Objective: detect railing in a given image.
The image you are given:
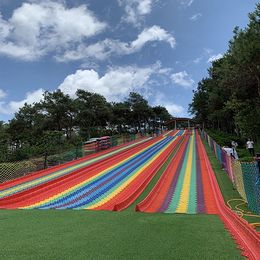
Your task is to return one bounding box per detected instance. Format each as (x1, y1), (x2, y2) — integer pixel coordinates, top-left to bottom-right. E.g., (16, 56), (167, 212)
(202, 130), (260, 215)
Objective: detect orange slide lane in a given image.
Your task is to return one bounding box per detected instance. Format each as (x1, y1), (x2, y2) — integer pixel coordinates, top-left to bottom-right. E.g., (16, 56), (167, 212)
(196, 133), (218, 214)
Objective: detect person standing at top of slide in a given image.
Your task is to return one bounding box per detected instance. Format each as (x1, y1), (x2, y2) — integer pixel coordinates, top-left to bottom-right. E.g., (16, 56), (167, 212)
(246, 138), (255, 156)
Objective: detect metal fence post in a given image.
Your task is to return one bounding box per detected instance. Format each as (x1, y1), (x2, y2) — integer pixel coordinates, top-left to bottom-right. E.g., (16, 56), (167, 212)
(44, 151), (47, 170)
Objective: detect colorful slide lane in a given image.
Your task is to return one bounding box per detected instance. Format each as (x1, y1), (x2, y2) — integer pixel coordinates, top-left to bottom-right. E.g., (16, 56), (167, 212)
(0, 130), (185, 210)
(135, 129), (218, 214)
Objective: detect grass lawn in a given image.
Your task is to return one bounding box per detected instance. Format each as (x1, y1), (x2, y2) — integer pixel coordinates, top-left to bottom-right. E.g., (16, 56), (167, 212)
(0, 137), (253, 260)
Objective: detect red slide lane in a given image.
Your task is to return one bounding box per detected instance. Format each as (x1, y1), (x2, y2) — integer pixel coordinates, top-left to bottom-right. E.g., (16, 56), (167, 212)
(92, 136), (183, 211)
(196, 134), (218, 214)
(202, 137), (260, 259)
(0, 137), (163, 208)
(0, 137), (150, 191)
(135, 136), (188, 212)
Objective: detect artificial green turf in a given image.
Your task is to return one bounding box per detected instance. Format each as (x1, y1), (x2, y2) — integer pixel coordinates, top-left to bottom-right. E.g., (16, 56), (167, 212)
(0, 137), (247, 260)
(0, 210), (244, 260)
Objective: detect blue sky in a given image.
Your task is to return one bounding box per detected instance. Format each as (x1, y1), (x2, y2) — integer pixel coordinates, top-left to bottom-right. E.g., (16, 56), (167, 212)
(0, 0), (258, 123)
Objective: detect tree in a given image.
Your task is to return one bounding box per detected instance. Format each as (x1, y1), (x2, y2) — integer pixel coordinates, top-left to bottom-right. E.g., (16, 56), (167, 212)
(110, 102), (131, 134)
(126, 92), (151, 132)
(188, 78), (210, 121)
(76, 90), (112, 139)
(0, 121), (10, 162)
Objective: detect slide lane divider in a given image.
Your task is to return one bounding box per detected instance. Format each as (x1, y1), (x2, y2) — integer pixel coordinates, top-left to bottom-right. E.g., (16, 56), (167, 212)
(17, 136), (171, 209)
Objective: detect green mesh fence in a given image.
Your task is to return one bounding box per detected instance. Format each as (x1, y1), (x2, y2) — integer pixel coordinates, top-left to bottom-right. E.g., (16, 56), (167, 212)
(0, 130), (166, 183)
(202, 130), (260, 215)
(0, 146), (82, 183)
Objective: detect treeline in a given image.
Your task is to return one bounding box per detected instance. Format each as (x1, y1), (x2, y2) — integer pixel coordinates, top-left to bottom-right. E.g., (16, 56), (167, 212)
(0, 91), (172, 162)
(189, 3), (260, 142)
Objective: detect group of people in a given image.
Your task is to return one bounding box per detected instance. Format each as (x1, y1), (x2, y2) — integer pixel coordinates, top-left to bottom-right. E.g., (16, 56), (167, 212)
(221, 138), (260, 185)
(222, 141), (239, 160)
(222, 138), (255, 158)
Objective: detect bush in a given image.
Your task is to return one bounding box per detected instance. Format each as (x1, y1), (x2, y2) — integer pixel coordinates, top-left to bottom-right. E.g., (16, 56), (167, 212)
(205, 129), (245, 147)
(47, 153), (65, 167)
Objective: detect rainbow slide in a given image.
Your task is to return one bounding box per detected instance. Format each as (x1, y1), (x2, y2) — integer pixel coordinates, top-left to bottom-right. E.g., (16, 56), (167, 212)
(1, 129), (260, 258)
(135, 129), (218, 214)
(0, 130), (185, 210)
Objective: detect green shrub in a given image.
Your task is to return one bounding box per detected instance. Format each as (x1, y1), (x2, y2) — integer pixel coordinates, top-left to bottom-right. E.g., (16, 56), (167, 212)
(47, 153), (65, 166)
(205, 129), (245, 147)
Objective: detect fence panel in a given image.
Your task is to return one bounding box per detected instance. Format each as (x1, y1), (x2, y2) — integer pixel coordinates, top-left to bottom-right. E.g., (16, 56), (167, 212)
(0, 130), (166, 183)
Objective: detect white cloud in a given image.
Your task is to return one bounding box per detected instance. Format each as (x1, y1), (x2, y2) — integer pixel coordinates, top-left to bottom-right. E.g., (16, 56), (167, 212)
(0, 1), (107, 61)
(180, 0), (194, 8)
(58, 62), (163, 102)
(131, 25), (176, 50)
(137, 0), (153, 14)
(0, 89), (44, 115)
(193, 57), (203, 64)
(204, 48), (213, 55)
(170, 71), (194, 88)
(0, 1), (174, 63)
(165, 103), (186, 116)
(192, 48), (221, 64)
(152, 92), (186, 117)
(189, 13), (201, 21)
(0, 89), (7, 99)
(56, 26), (176, 62)
(0, 14), (12, 39)
(0, 63), (178, 117)
(118, 0), (154, 27)
(207, 54), (223, 63)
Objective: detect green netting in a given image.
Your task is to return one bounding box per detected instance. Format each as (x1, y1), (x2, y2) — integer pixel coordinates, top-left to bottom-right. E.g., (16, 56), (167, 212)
(202, 130), (260, 215)
(241, 162), (260, 214)
(0, 146), (82, 183)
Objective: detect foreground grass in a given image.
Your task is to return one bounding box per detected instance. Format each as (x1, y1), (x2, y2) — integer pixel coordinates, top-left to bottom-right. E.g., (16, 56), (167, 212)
(0, 209), (243, 260)
(0, 139), (246, 260)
